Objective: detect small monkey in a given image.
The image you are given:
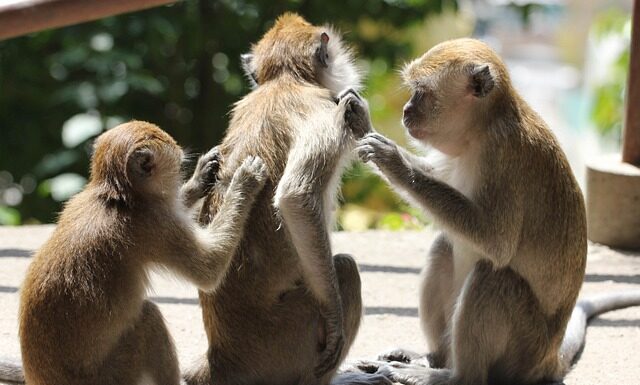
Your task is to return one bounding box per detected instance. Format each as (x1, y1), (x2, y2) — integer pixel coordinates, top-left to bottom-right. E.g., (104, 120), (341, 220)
(3, 121), (266, 385)
(185, 13), (388, 385)
(348, 39), (640, 385)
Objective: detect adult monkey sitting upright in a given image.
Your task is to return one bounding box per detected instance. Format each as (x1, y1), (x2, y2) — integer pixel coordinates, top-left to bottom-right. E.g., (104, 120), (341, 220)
(185, 13), (388, 385)
(350, 38), (640, 385)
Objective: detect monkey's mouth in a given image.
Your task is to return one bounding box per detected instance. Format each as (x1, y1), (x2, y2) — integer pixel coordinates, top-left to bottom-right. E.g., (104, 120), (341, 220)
(402, 116), (428, 140)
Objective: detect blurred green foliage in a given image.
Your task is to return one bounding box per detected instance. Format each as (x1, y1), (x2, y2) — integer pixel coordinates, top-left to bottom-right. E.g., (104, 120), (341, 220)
(0, 0), (459, 228)
(590, 9), (631, 138)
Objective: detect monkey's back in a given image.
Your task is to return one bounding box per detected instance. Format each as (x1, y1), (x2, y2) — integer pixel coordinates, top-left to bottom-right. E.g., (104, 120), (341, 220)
(198, 78), (337, 379)
(497, 97), (587, 317)
(19, 190), (148, 382)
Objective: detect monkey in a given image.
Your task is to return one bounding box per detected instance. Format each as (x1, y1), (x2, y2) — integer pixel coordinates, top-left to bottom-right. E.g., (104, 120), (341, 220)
(344, 38), (640, 385)
(0, 120), (267, 385)
(184, 13), (389, 385)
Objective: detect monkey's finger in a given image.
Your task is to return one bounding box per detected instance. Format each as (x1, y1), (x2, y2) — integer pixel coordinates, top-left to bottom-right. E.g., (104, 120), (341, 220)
(333, 372), (394, 385)
(248, 156), (265, 172)
(355, 143), (376, 154)
(253, 161), (268, 186)
(337, 87), (361, 102)
(205, 159), (220, 171)
(359, 136), (383, 148)
(198, 147), (222, 169)
(240, 155), (257, 169)
(201, 160), (221, 184)
(354, 360), (383, 373)
(355, 145), (375, 162)
(204, 146), (221, 160)
(364, 132), (392, 146)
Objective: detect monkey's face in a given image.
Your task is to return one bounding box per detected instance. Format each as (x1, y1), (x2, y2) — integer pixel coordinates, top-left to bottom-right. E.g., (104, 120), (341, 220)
(402, 40), (497, 156)
(240, 13), (360, 95)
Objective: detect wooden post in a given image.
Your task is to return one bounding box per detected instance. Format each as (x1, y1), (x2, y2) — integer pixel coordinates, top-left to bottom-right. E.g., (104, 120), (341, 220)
(0, 0), (180, 41)
(622, 0), (640, 166)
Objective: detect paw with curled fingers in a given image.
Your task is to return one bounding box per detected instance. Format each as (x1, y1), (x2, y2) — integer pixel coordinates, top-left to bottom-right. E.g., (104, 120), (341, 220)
(337, 88), (372, 139)
(355, 132), (404, 167)
(378, 348), (421, 364)
(362, 361), (452, 385)
(181, 146), (221, 206)
(229, 156), (267, 198)
(333, 371), (394, 385)
(192, 146), (221, 193)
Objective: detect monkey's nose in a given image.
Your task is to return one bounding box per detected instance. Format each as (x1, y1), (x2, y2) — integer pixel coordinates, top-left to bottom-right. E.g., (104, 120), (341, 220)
(403, 103), (414, 118)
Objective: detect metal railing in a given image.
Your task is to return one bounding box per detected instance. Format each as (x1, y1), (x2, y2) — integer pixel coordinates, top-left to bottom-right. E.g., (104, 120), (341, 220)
(0, 0), (179, 41)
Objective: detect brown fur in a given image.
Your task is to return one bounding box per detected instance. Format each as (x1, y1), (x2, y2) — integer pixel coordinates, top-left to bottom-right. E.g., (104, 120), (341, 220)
(18, 121), (266, 385)
(185, 13), (387, 385)
(354, 39), (587, 385)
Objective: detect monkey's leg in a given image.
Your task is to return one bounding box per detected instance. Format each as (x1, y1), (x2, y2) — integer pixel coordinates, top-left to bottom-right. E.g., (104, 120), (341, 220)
(317, 253), (361, 385)
(334, 253), (362, 352)
(375, 236), (452, 369)
(93, 301), (179, 385)
(139, 301), (181, 385)
(274, 133), (352, 376)
(419, 235), (454, 369)
(449, 261), (547, 385)
(329, 254), (393, 385)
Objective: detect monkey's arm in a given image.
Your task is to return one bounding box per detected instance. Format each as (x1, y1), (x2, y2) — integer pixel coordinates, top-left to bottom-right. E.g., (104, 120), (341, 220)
(164, 157), (266, 291)
(357, 133), (521, 268)
(180, 147), (220, 209)
(273, 107), (354, 376)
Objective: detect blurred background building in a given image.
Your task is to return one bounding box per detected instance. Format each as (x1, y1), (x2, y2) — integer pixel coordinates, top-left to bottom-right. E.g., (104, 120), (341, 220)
(0, 0), (635, 229)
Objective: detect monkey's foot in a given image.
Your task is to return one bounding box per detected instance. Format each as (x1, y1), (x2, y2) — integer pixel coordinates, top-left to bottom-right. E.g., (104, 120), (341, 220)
(331, 372), (394, 385)
(377, 348), (421, 364)
(351, 360), (452, 385)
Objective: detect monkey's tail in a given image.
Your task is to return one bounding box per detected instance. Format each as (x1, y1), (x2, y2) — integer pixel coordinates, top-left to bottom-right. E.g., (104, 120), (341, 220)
(558, 290), (640, 374)
(0, 358), (24, 384)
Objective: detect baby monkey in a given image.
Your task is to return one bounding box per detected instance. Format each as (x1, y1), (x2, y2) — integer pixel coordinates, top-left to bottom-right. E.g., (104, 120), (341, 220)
(9, 121), (266, 385)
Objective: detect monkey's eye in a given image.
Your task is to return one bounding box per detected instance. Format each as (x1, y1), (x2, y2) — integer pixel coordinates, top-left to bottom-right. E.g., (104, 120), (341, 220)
(411, 90), (426, 105)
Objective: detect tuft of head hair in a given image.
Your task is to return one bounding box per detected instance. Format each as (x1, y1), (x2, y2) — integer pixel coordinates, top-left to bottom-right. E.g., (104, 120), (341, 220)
(89, 120), (181, 205)
(241, 13), (361, 94)
(402, 38), (509, 97)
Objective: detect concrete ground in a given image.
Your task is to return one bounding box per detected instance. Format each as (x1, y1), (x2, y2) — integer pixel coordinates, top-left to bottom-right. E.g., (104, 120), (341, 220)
(0, 225), (638, 384)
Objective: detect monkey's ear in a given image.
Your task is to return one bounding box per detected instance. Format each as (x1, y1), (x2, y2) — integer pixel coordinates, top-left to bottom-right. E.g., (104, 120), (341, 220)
(470, 64), (495, 97)
(129, 148), (155, 179)
(316, 32), (329, 68)
(240, 53), (258, 87)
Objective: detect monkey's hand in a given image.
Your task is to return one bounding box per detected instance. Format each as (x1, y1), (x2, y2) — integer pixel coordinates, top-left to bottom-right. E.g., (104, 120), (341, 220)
(193, 146), (222, 193)
(181, 147), (221, 208)
(356, 133), (412, 182)
(315, 302), (345, 377)
(338, 88), (372, 139)
(227, 156), (268, 203)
